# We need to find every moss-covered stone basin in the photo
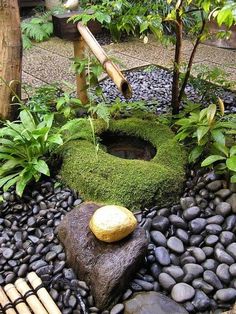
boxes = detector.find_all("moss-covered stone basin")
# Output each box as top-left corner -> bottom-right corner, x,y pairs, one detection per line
60,117 -> 187,211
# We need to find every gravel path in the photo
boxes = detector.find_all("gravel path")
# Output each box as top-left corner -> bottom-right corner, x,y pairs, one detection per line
100,66 -> 236,114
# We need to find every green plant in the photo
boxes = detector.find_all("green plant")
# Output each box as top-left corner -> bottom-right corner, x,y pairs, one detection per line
25,84 -> 82,120
70,0 -> 163,42
0,109 -> 63,196
189,65 -> 234,102
175,100 -> 236,181
202,145 -> 236,183
21,12 -> 54,49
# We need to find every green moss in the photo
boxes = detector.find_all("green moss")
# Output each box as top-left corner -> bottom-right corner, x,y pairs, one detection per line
60,117 -> 187,211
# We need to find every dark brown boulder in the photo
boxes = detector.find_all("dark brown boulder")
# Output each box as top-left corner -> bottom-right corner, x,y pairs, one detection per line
57,202 -> 148,310
124,291 -> 189,314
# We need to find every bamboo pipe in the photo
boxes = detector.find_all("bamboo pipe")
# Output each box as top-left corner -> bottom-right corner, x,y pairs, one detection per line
74,37 -> 89,105
27,272 -> 61,314
77,22 -> 132,99
0,286 -> 17,314
4,284 -> 31,314
15,278 -> 48,314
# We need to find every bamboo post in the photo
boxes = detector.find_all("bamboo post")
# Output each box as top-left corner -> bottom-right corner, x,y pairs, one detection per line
15,278 -> 48,314
4,284 -> 31,314
0,286 -> 17,314
0,0 -> 22,119
27,272 -> 61,314
77,22 -> 132,99
73,38 -> 89,105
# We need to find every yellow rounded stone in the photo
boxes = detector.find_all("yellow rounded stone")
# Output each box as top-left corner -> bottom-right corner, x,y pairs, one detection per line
89,205 -> 137,243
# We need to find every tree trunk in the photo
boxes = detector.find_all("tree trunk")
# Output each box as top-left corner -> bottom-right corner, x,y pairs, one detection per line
0,0 -> 22,120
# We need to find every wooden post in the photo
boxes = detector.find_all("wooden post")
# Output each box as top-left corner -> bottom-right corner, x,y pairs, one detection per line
0,0 -> 22,120
73,38 -> 89,105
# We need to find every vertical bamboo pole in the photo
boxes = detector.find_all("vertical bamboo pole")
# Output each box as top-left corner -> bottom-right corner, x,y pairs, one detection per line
15,278 -> 48,314
4,284 -> 31,314
0,0 -> 22,119
27,272 -> 61,314
0,287 -> 17,314
73,38 -> 89,105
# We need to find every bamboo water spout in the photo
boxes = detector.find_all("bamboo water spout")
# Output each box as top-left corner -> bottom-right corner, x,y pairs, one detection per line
77,22 -> 132,99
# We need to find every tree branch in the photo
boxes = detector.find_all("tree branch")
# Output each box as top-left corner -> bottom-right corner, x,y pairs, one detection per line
178,10 -> 206,103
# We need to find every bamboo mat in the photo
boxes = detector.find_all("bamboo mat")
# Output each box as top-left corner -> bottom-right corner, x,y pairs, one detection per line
0,272 -> 61,314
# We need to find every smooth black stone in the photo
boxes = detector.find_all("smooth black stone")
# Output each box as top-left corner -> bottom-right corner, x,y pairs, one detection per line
215,242 -> 225,250
31,260 -> 47,270
5,272 -> 15,284
18,264 -> 28,277
192,278 -> 214,294
162,265 -> 184,281
203,270 -> 223,290
202,246 -> 214,257
151,216 -> 169,232
215,189 -> 232,199
216,264 -> 231,284
189,247 -> 206,263
202,259 -> 218,271
180,197 -> 196,210
169,215 -> 187,229
226,243 -> 236,259
175,229 -> 189,244
45,251 -> 57,262
189,218 -> 207,234
183,264 -> 204,278
63,268 -> 76,280
183,206 -> 200,221
205,235 -> 219,246
192,289 -> 211,311
189,235 -> 204,246
223,215 -> 236,231
150,231 -> 167,247
215,248 -> 235,265
205,224 -> 222,235
167,237 -> 184,254
181,256 -> 196,266
158,273 -> 176,291
154,247 -> 170,266
133,279 -> 154,291
215,288 -> 236,302
229,264 -> 236,276
220,231 -> 236,246
206,215 -> 224,225
206,180 -> 222,192
2,248 -> 14,259
216,202 -> 231,216
157,208 -> 171,217
171,283 -> 195,302
169,254 -> 180,266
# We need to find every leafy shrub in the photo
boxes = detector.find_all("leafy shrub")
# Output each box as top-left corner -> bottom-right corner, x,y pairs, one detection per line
0,110 -> 63,196
70,0 -> 163,42
21,12 -> 53,49
175,100 -> 236,182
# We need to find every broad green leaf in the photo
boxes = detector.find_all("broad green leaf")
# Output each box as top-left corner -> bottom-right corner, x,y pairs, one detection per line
226,156 -> 236,172
3,176 -> 20,192
20,110 -> 36,131
201,155 -> 226,167
231,175 -> 236,183
213,142 -> 229,157
0,173 -> 18,188
33,159 -> 50,176
211,129 -> 225,145
207,104 -> 216,125
189,146 -> 204,163
48,134 -> 63,146
197,126 -> 209,144
230,146 -> 236,157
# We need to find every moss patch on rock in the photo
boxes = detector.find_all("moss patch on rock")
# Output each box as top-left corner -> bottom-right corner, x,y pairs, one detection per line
60,117 -> 186,211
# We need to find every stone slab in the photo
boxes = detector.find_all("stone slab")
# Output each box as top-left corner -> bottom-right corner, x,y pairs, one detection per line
57,202 -> 148,310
